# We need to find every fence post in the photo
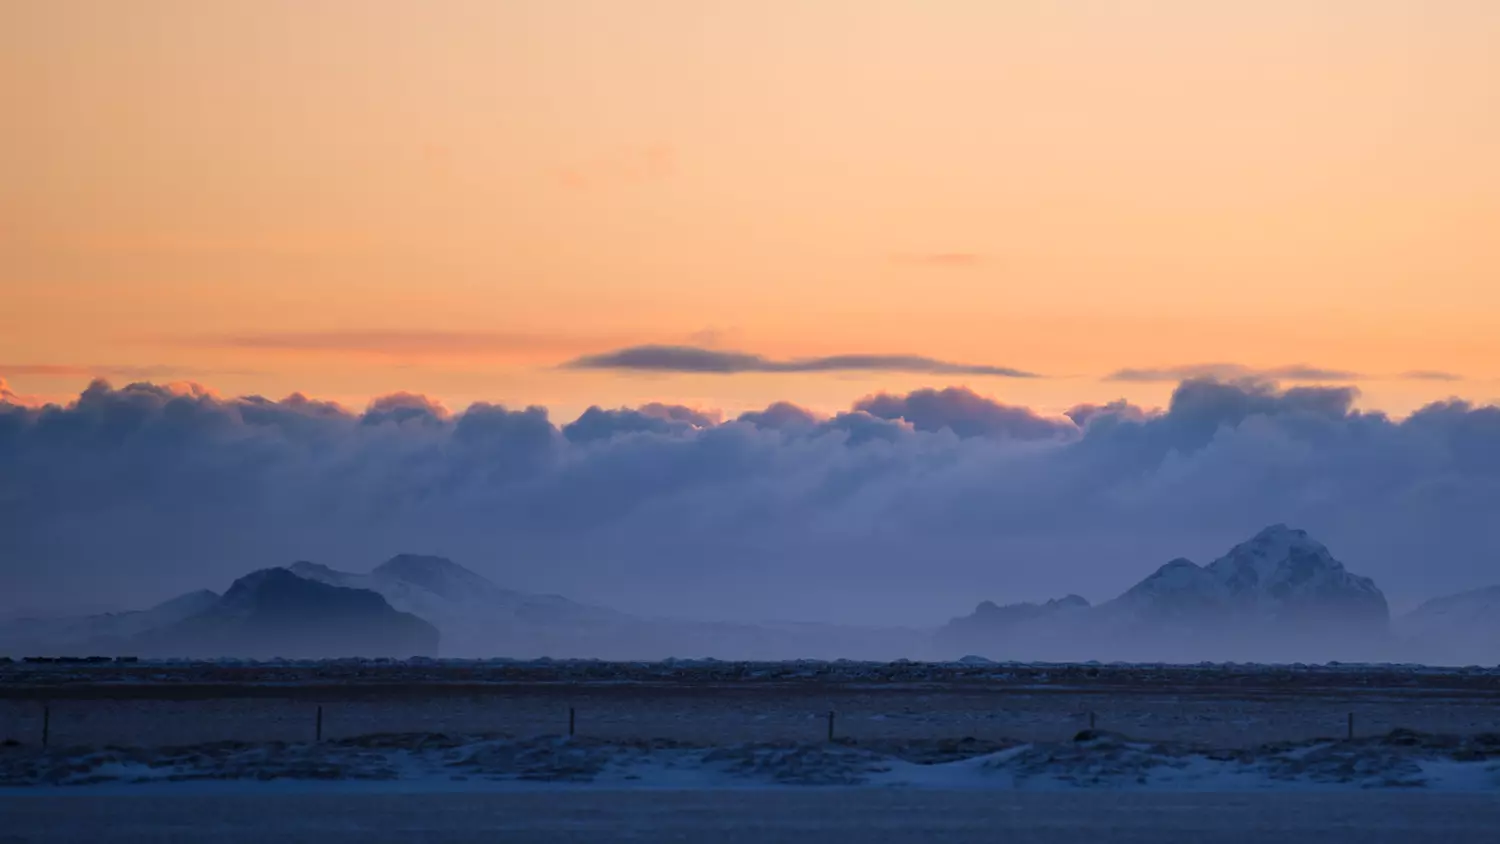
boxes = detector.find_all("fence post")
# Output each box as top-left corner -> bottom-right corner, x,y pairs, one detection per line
42,704 -> 50,748
316,705 -> 323,742
1089,711 -> 1096,730
827,710 -> 835,742
1347,712 -> 1354,741
569,707 -> 576,737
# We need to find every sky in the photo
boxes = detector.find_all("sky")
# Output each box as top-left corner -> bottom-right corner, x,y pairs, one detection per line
3,1 -> 1499,420
3,2 -> 1500,625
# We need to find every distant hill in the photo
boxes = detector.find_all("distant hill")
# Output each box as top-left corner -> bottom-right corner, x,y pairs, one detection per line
0,589 -> 219,657
134,568 -> 439,659
288,555 -> 628,657
291,554 -> 926,660
1395,586 -> 1500,666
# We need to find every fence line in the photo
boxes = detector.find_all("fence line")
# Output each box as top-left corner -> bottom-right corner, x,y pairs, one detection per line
2,698 -> 1458,750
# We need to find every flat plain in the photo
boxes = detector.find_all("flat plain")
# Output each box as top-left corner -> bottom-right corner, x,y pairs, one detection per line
4,659 -> 1500,748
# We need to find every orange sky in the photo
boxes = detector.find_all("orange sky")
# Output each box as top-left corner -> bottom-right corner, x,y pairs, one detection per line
3,1 -> 1498,421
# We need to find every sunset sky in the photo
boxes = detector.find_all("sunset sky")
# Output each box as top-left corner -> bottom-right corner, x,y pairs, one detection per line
4,0 -> 1499,421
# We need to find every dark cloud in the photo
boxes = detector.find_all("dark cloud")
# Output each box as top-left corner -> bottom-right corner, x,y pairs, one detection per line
565,345 -> 1038,378
563,404 -> 718,443
854,387 -> 1076,440
1064,400 -> 1147,428
1106,364 -> 1362,383
6,378 -> 1500,628
362,392 -> 450,427
737,402 -> 820,430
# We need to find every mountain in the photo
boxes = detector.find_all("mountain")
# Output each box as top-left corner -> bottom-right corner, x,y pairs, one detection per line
939,525 -> 1391,663
291,555 -> 928,660
1395,586 -> 1500,665
134,568 -> 439,659
1096,525 -> 1389,662
288,555 -> 629,657
933,595 -> 1090,660
0,589 -> 220,656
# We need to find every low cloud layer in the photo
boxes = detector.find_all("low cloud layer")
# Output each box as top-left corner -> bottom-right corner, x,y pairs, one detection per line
4,377 -> 1500,626
1107,364 -> 1362,383
565,345 -> 1038,377
1107,364 -> 1463,383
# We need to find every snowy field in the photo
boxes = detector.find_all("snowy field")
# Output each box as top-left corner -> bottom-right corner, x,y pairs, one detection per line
6,791 -> 1500,843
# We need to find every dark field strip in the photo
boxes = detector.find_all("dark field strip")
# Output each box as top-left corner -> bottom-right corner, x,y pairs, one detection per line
4,661 -> 1500,700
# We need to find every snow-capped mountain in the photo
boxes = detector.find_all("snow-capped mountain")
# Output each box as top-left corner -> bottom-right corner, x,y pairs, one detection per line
1395,586 -> 1500,665
136,568 -> 439,659
940,525 -> 1391,662
1103,525 -> 1388,628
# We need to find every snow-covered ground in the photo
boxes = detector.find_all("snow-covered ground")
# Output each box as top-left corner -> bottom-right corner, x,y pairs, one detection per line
11,790 -> 1500,844
4,729 -> 1499,793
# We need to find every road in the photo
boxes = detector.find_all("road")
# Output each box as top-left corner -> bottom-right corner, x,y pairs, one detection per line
6,790 -> 1500,843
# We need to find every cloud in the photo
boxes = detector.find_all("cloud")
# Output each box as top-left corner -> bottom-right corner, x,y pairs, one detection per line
736,402 -> 820,430
564,345 -> 1038,378
892,253 -> 984,267
6,377 -> 1500,631
563,403 -> 720,443
853,387 -> 1075,440
172,331 -> 606,358
1064,400 -> 1147,428
1399,370 -> 1464,382
1106,364 -> 1363,383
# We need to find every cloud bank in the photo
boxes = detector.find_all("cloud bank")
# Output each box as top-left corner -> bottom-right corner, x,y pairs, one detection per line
4,376 -> 1500,626
1107,364 -> 1363,383
565,345 -> 1038,377
1106,364 -> 1464,383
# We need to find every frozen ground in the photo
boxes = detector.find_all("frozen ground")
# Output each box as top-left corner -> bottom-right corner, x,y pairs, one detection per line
3,729 -> 1499,791
6,791 -> 1500,843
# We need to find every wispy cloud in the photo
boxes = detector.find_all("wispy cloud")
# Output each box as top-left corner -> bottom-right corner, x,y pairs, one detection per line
564,345 -> 1038,377
1105,365 -> 1466,384
891,252 -> 984,267
171,330 -> 613,359
1105,364 -> 1362,383
1398,370 -> 1463,382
